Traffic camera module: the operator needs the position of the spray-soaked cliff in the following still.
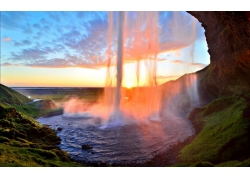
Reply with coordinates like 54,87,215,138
188,12,250,97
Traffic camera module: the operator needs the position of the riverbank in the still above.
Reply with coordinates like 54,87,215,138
0,84,81,167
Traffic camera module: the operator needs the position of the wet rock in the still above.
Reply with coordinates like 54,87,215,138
188,12,250,95
57,127,63,131
82,144,93,150
43,124,51,128
30,143,39,148
17,113,22,119
35,100,56,110
43,109,64,118
0,120,11,127
12,108,16,116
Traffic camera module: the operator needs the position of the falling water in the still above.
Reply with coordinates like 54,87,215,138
113,11,125,121
36,11,204,163
104,11,162,123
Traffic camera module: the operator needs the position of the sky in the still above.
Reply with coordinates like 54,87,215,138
0,11,210,87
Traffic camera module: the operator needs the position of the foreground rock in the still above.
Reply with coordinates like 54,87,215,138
57,127,63,131
0,101,80,166
82,144,93,150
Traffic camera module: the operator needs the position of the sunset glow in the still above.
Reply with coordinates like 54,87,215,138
0,11,210,87
124,81,133,89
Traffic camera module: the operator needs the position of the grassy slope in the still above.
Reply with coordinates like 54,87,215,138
0,84,32,104
0,84,80,167
2,101,62,119
178,94,250,166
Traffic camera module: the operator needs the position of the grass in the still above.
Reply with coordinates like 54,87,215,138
0,84,32,104
0,84,82,167
31,92,101,102
2,82,250,167
1,99,62,119
0,106,81,167
14,87,103,103
0,144,80,167
179,94,250,165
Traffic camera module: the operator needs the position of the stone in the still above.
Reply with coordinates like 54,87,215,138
57,127,63,131
82,144,93,150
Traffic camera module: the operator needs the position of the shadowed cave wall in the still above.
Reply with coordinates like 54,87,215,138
188,12,250,96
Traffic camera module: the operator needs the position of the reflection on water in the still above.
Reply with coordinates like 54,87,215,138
37,112,194,164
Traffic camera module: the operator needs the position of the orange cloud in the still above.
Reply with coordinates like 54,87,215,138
1,62,21,66
2,37,11,42
169,60,185,64
189,62,207,68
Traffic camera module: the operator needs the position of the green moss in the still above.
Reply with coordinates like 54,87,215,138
0,136,11,143
216,158,250,167
0,144,81,167
0,85,82,167
179,95,250,164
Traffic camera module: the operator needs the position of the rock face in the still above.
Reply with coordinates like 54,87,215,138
188,12,250,95
35,100,56,110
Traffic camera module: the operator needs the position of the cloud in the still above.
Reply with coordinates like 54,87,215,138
157,58,168,61
169,60,185,64
22,24,33,34
159,11,201,52
33,23,41,29
1,12,28,30
40,18,47,24
189,62,208,68
23,57,103,69
2,11,206,70
1,62,12,66
14,39,32,46
10,48,47,60
48,12,61,22
14,42,22,46
1,62,21,67
157,75,180,79
2,37,11,42
43,25,50,33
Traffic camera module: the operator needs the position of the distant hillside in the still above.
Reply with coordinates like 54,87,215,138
0,84,32,104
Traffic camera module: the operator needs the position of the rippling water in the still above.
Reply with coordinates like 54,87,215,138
37,112,194,164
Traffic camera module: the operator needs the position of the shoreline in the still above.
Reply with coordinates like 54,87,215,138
39,106,199,167
42,109,64,118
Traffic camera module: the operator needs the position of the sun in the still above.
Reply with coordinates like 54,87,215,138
124,81,133,89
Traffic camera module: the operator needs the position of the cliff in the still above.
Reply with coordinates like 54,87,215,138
188,12,250,96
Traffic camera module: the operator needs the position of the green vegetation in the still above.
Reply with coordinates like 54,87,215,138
0,144,81,167
178,94,250,166
0,84,81,166
2,81,250,167
15,87,103,103
0,84,31,104
0,105,80,166
1,100,62,119
30,92,102,103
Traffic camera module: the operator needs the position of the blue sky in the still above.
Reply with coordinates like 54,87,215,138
1,11,210,87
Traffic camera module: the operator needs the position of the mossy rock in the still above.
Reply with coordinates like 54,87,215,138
9,140,30,148
27,148,57,159
0,136,11,143
193,162,214,167
179,95,250,164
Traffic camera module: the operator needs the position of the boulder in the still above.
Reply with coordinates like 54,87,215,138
82,144,93,150
57,127,63,131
